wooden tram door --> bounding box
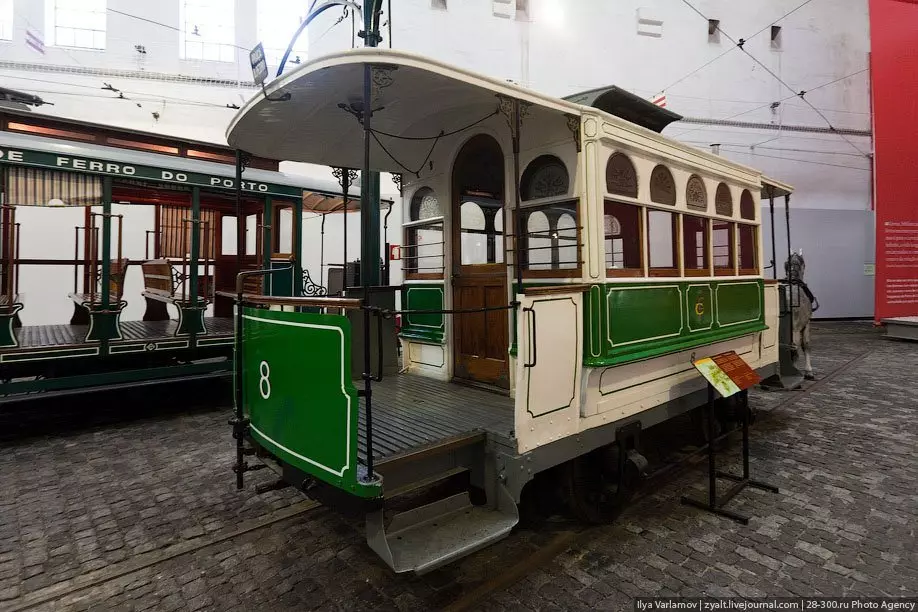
[451,135,509,389]
[214,211,261,318]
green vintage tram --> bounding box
[225,48,795,574]
[0,110,362,401]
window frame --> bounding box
[737,222,759,275]
[712,219,736,276]
[179,0,236,63]
[604,199,644,278]
[516,198,582,279]
[403,216,446,280]
[681,214,711,277]
[646,207,680,278]
[46,0,107,50]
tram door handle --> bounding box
[523,306,537,368]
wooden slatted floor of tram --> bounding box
[12,317,235,348]
[357,374,515,465]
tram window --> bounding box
[713,220,735,274]
[604,201,642,276]
[460,200,504,265]
[275,207,293,255]
[556,212,578,270]
[405,221,445,279]
[526,211,551,270]
[245,214,258,256]
[221,216,237,256]
[648,209,678,276]
[518,201,580,276]
[682,215,710,276]
[738,224,758,274]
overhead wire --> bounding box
[657,0,817,95]
[4,74,235,109]
[666,68,869,140]
[713,147,871,172]
[675,0,870,158]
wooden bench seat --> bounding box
[67,260,129,336]
[141,259,208,336]
[68,292,122,307]
[0,294,21,308]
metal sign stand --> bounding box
[682,353,779,524]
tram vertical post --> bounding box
[358,0,383,481]
[233,149,246,490]
[189,186,201,315]
[769,189,777,281]
[320,213,327,288]
[262,196,272,296]
[361,61,376,480]
[512,99,524,293]
[100,177,112,313]
[293,196,303,296]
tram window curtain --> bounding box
[160,205,215,260]
[682,215,710,276]
[713,220,735,275]
[647,209,679,277]
[604,200,642,277]
[738,223,758,274]
[517,200,581,278]
[5,167,103,207]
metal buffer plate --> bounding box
[366,485,518,574]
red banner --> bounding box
[871,0,918,320]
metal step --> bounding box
[366,484,518,574]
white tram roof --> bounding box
[0,128,361,202]
[227,48,777,188]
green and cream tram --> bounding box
[225,48,792,574]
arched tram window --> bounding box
[517,155,580,277]
[404,187,445,279]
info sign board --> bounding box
[692,351,761,398]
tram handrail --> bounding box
[216,291,364,310]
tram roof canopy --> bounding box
[761,176,794,199]
[562,86,682,133]
[0,129,373,207]
[227,48,582,173]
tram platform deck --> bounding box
[11,317,234,348]
[358,374,515,466]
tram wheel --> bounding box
[564,447,627,524]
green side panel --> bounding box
[399,284,445,344]
[607,285,683,346]
[267,260,294,297]
[716,281,763,327]
[241,307,380,498]
[584,279,766,367]
[685,284,714,332]
[583,284,605,361]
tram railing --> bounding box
[224,275,520,498]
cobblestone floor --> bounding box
[1,322,916,611]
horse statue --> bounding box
[785,250,819,380]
